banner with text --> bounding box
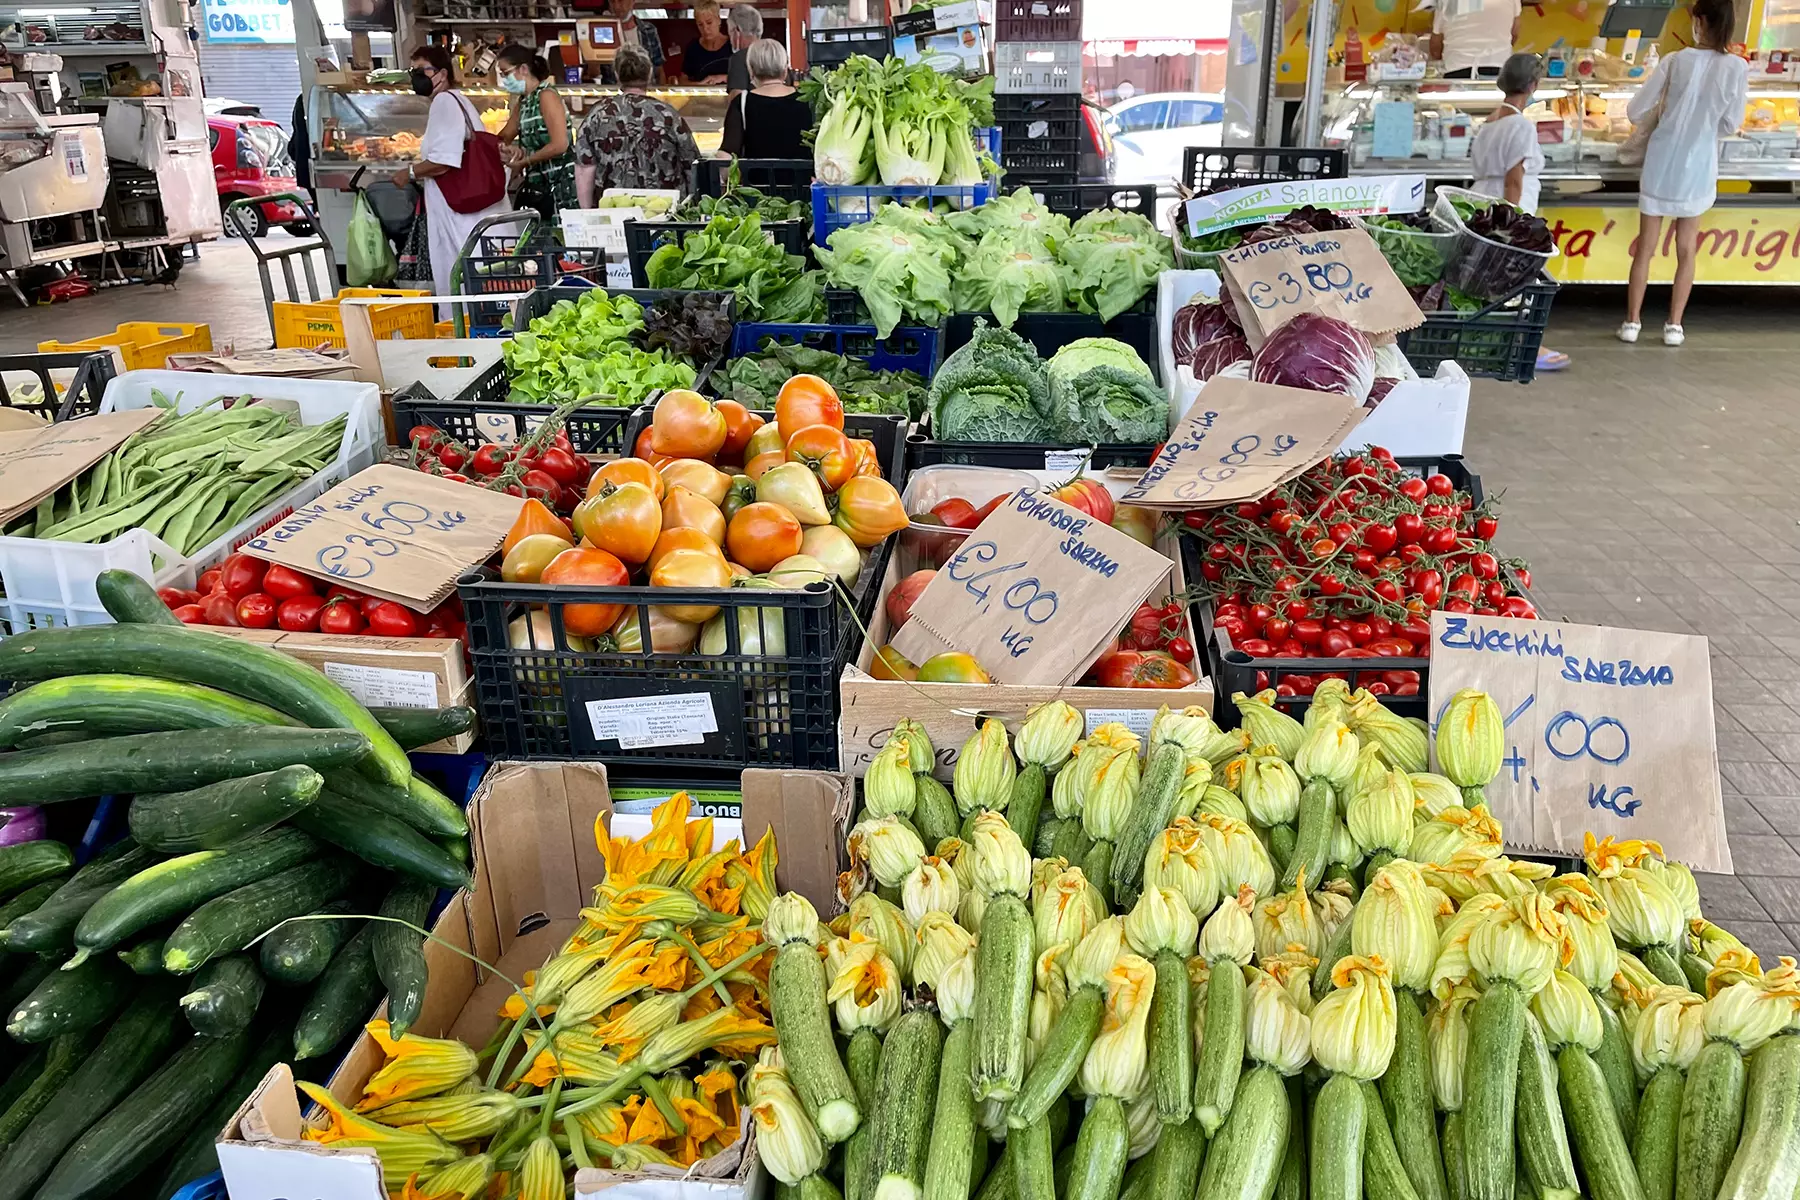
[1185,174,1427,237]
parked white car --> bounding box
[1106,92,1225,186]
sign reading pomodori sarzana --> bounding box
[1542,204,1800,284]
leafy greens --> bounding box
[722,338,926,418]
[928,321,1168,445]
[815,205,965,336]
[644,212,825,322]
[502,291,696,405]
[800,55,995,186]
[1046,337,1168,444]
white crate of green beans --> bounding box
[0,370,381,636]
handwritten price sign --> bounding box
[889,490,1173,686]
[1122,377,1367,511]
[240,464,523,611]
[1427,612,1729,872]
[1220,227,1423,350]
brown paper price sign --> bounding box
[1219,227,1424,350]
[239,464,524,611]
[0,408,165,524]
[889,490,1173,686]
[1121,377,1367,511]
[1427,611,1729,872]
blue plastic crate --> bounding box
[172,1172,225,1200]
[730,322,939,378]
[810,129,1000,247]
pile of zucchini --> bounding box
[0,570,476,1200]
[758,696,1800,1200]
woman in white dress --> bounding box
[390,46,516,311]
[1619,0,1748,346]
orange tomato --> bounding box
[716,399,764,461]
[831,476,910,548]
[539,547,630,636]
[632,426,657,460]
[650,548,732,624]
[785,423,858,493]
[661,486,727,546]
[725,501,804,573]
[648,527,725,571]
[848,438,883,479]
[574,481,662,565]
[745,450,786,482]
[501,533,574,583]
[660,458,731,507]
[869,644,918,682]
[651,390,727,459]
[588,457,665,503]
[916,651,991,684]
[502,498,573,557]
[775,375,844,440]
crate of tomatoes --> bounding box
[1181,447,1536,724]
[400,406,595,526]
[156,554,467,640]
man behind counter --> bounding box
[1429,0,1522,78]
[606,0,665,84]
[725,4,763,95]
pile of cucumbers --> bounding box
[0,569,477,1200]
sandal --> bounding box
[1535,348,1570,371]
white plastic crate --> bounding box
[0,370,382,636]
[994,39,1082,93]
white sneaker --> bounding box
[1663,323,1685,346]
[1617,321,1641,343]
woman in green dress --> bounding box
[497,45,577,221]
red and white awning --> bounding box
[1082,0,1230,50]
[1089,37,1227,55]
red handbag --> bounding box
[437,95,506,214]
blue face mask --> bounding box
[500,72,528,93]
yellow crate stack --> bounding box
[37,323,213,370]
[271,287,435,350]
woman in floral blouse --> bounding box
[575,43,700,201]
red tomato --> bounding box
[973,493,1011,523]
[437,443,468,471]
[1245,603,1274,634]
[1485,579,1508,607]
[1398,477,1429,503]
[1365,680,1392,696]
[470,445,508,477]
[1364,638,1415,657]
[932,497,982,530]
[1167,636,1195,664]
[319,598,365,635]
[1263,617,1293,644]
[1372,579,1402,604]
[1502,596,1538,619]
[1471,552,1499,580]
[1449,573,1481,601]
[1445,598,1476,614]
[366,601,420,637]
[1320,629,1354,656]
[1362,523,1397,554]
[537,447,585,488]
[326,586,365,602]
[172,604,206,625]
[1215,614,1248,643]
[1089,648,1197,688]
[1424,526,1459,555]
[1236,639,1276,659]
[1283,598,1312,622]
[235,593,277,629]
[201,593,241,627]
[1426,473,1454,497]
[261,564,316,600]
[157,587,200,609]
[1293,619,1324,647]
[1345,621,1374,647]
[1289,674,1319,695]
[1394,513,1425,544]
[217,553,266,601]
[197,568,222,594]
[277,594,325,632]
[408,425,443,449]
[1474,514,1499,540]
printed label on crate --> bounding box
[1427,612,1729,873]
[1219,227,1424,350]
[321,662,441,709]
[0,407,163,524]
[1084,707,1156,738]
[239,464,522,612]
[1185,173,1427,238]
[1121,378,1366,510]
[584,693,719,750]
[608,786,745,846]
[471,410,547,446]
[1044,448,1092,473]
[889,489,1172,686]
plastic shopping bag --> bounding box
[346,190,397,286]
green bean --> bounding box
[180,483,238,555]
[44,475,191,544]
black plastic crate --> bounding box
[1028,183,1157,223]
[1182,146,1348,194]
[391,380,638,456]
[692,158,815,201]
[623,218,810,290]
[906,435,1156,472]
[0,351,116,422]
[995,93,1082,183]
[809,23,891,64]
[1397,275,1559,384]
[995,0,1081,41]
[622,406,910,492]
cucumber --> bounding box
[1111,742,1186,909]
[293,922,382,1060]
[1006,763,1047,854]
[923,1020,978,1200]
[34,1026,252,1200]
[118,934,167,975]
[1463,981,1527,1200]
[970,892,1033,1103]
[0,1048,47,1126]
[323,768,469,841]
[259,899,359,986]
[1150,947,1193,1123]
[769,938,859,1143]
[0,979,185,1199]
[1315,919,1355,1001]
[0,882,62,940]
[1009,985,1104,1129]
[1080,839,1115,908]
[369,705,475,750]
[0,843,157,955]
[1066,1093,1130,1200]
[866,1008,942,1200]
[152,1020,292,1200]
[0,727,368,805]
[6,955,131,1043]
[1362,1080,1423,1200]
[1382,991,1448,1200]
[0,675,296,749]
[1147,1117,1206,1200]
[181,954,266,1036]
[1196,958,1248,1136]
[1312,1073,1368,1200]
[0,624,410,787]
[1558,1047,1645,1200]
[94,569,182,626]
[370,877,434,1038]
[1675,1041,1748,1200]
[129,766,322,853]
[0,1028,103,1146]
[1715,1034,1800,1200]
[71,827,320,965]
[163,856,357,974]
[1594,1002,1639,1142]
[843,1028,881,1200]
[293,789,469,890]
[0,842,73,901]
[1443,1113,1469,1200]
[1517,1011,1579,1200]
[1269,824,1297,876]
[1033,816,1063,860]
[1049,818,1090,867]
[0,958,55,1016]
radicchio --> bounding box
[1367,377,1398,406]
[1171,297,1239,364]
[1250,313,1376,402]
[1191,334,1253,382]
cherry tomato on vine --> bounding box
[1398,477,1429,503]
[1474,514,1499,540]
[1319,629,1354,656]
[1426,473,1455,497]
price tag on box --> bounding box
[888,490,1173,686]
[1219,227,1424,350]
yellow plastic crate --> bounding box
[38,322,212,371]
[272,288,434,350]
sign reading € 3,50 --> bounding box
[1543,205,1800,285]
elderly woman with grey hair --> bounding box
[574,43,699,199]
[718,38,811,159]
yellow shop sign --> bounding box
[1541,205,1800,285]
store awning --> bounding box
[1089,37,1227,55]
[1082,0,1230,48]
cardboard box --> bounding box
[892,23,988,75]
[891,0,992,35]
[166,347,361,381]
[838,465,1214,777]
[218,761,852,1200]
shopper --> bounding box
[1469,52,1567,371]
[1430,0,1521,78]
[575,43,701,200]
[719,39,810,159]
[607,0,665,84]
[495,44,576,221]
[683,0,733,84]
[725,4,763,95]
[1619,0,1747,346]
[391,45,515,306]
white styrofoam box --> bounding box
[0,370,381,637]
[994,39,1081,92]
[1155,267,1225,429]
[561,206,643,253]
[1340,360,1470,458]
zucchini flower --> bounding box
[1126,1091,1163,1160]
[297,1083,461,1188]
[763,892,821,949]
[1345,688,1430,773]
[1199,885,1257,965]
[1429,893,1510,1001]
[864,736,918,819]
[911,911,975,991]
[1293,718,1360,790]
[1234,690,1305,761]
[1533,969,1603,1052]
[1033,862,1107,956]
[1079,952,1157,1101]
[1642,857,1702,923]
[1425,854,1553,904]
[901,856,960,926]
[1076,724,1143,843]
[1068,917,1129,990]
[1349,743,1389,802]
[728,827,779,921]
[1142,818,1221,920]
[365,1091,524,1142]
[1310,955,1397,1080]
[1346,767,1414,862]
[1255,875,1325,960]
[1409,803,1505,867]
[847,815,926,889]
[1703,975,1800,1053]
[845,893,913,980]
[1196,784,1250,823]
[826,938,903,1034]
[1175,757,1217,818]
[1353,861,1440,994]
[893,718,935,774]
[1051,746,1085,819]
[357,1022,481,1109]
[751,1069,828,1184]
[1435,688,1503,803]
[1584,834,1684,954]
[1328,817,1363,869]
[516,1136,562,1200]
[638,1002,777,1074]
[409,1155,493,1200]
[1018,701,1083,771]
[1408,772,1464,819]
[1189,958,1212,1055]
[1692,919,1749,967]
[1153,705,1233,765]
[1628,986,1706,1076]
[1126,885,1200,960]
[940,946,979,1025]
[1196,813,1276,898]
[1238,745,1303,828]
[1262,948,1320,1014]
[1028,947,1068,1066]
[1468,893,1571,995]
[1429,982,1479,1112]
[1304,678,1352,727]
[968,810,1031,899]
[1315,878,1356,943]
[1245,966,1313,1074]
[1705,947,1766,994]
[954,718,1017,816]
[1614,950,1663,999]
[1544,875,1619,992]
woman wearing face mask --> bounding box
[496,44,576,220]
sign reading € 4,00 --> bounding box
[1542,204,1800,285]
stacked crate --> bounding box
[992,0,1082,183]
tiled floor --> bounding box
[1467,285,1800,964]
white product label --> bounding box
[1044,449,1091,473]
[321,662,441,709]
[1084,707,1156,738]
[586,693,719,749]
[610,806,745,848]
[61,136,86,180]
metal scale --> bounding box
[0,75,107,303]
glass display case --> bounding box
[0,87,51,170]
